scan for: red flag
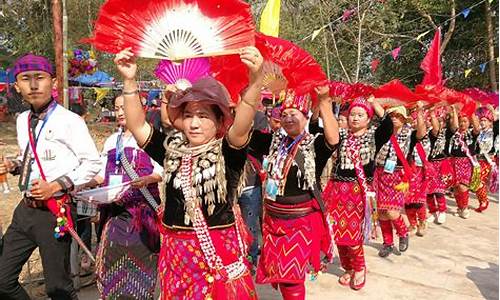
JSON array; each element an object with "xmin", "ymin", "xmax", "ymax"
[{"xmin": 420, "ymin": 28, "xmax": 442, "ymax": 86}]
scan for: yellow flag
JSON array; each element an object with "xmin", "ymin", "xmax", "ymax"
[
  {"xmin": 260, "ymin": 0, "xmax": 281, "ymax": 37},
  {"xmin": 94, "ymin": 88, "xmax": 110, "ymax": 102},
  {"xmin": 311, "ymin": 28, "xmax": 323, "ymax": 41},
  {"xmin": 416, "ymin": 30, "xmax": 430, "ymax": 42},
  {"xmin": 464, "ymin": 69, "xmax": 473, "ymax": 78}
]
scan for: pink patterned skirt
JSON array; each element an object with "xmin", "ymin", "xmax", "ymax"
[
  {"xmin": 452, "ymin": 157, "xmax": 472, "ymax": 186},
  {"xmin": 374, "ymin": 167, "xmax": 407, "ymax": 211},
  {"xmin": 158, "ymin": 226, "xmax": 256, "ymax": 300},
  {"xmin": 323, "ymin": 180, "xmax": 365, "ymax": 246},
  {"xmin": 256, "ymin": 200, "xmax": 332, "ymax": 285},
  {"xmin": 407, "ymin": 166, "xmax": 427, "ymax": 205},
  {"xmin": 427, "ymin": 159, "xmax": 452, "ymax": 194}
]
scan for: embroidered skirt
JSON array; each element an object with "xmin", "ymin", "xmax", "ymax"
[
  {"xmin": 407, "ymin": 166, "xmax": 427, "ymax": 205},
  {"xmin": 374, "ymin": 167, "xmax": 406, "ymax": 212},
  {"xmin": 256, "ymin": 200, "xmax": 332, "ymax": 285},
  {"xmin": 489, "ymin": 157, "xmax": 499, "ymax": 193},
  {"xmin": 96, "ymin": 214, "xmax": 158, "ymax": 300},
  {"xmin": 452, "ymin": 157, "xmax": 472, "ymax": 186},
  {"xmin": 158, "ymin": 226, "xmax": 256, "ymax": 300},
  {"xmin": 427, "ymin": 159, "xmax": 452, "ymax": 194},
  {"xmin": 478, "ymin": 159, "xmax": 493, "ymax": 189},
  {"xmin": 323, "ymin": 180, "xmax": 365, "ymax": 246}
]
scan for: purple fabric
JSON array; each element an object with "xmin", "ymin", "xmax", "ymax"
[
  {"xmin": 10, "ymin": 53, "xmax": 54, "ymax": 79},
  {"xmin": 102, "ymin": 146, "xmax": 160, "ymax": 244}
]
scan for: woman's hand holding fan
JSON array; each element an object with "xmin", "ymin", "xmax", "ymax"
[
  {"xmin": 239, "ymin": 46, "xmax": 264, "ymax": 83},
  {"xmin": 114, "ymin": 48, "xmax": 138, "ymax": 81}
]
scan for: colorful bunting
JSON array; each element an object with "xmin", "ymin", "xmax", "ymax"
[
  {"xmin": 416, "ymin": 30, "xmax": 431, "ymax": 42},
  {"xmin": 94, "ymin": 87, "xmax": 111, "ymax": 102},
  {"xmin": 464, "ymin": 69, "xmax": 473, "ymax": 78},
  {"xmin": 342, "ymin": 9, "xmax": 354, "ymax": 22},
  {"xmin": 311, "ymin": 28, "xmax": 323, "ymax": 41},
  {"xmin": 371, "ymin": 59, "xmax": 380, "ymax": 73},
  {"xmin": 391, "ymin": 47, "xmax": 401, "ymax": 60},
  {"xmin": 260, "ymin": 0, "xmax": 281, "ymax": 37},
  {"xmin": 480, "ymin": 63, "xmax": 487, "ymax": 73},
  {"xmin": 461, "ymin": 8, "xmax": 471, "ymax": 18}
]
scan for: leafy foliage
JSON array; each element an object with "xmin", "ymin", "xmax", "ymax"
[{"xmin": 0, "ymin": 0, "xmax": 498, "ymax": 89}]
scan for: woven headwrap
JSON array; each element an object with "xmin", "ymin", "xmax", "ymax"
[
  {"xmin": 279, "ymin": 89, "xmax": 311, "ymax": 115},
  {"xmin": 270, "ymin": 106, "xmax": 281, "ymax": 120},
  {"xmin": 475, "ymin": 106, "xmax": 494, "ymax": 121},
  {"xmin": 10, "ymin": 54, "xmax": 54, "ymax": 79},
  {"xmin": 348, "ymin": 97, "xmax": 374, "ymax": 118}
]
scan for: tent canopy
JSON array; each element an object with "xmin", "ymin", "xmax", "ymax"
[{"xmin": 70, "ymin": 70, "xmax": 113, "ymax": 86}]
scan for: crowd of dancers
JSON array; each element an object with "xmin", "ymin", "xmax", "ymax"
[{"xmin": 0, "ymin": 45, "xmax": 498, "ymax": 300}]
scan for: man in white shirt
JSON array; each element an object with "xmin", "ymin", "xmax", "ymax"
[{"xmin": 1, "ymin": 54, "xmax": 101, "ymax": 300}]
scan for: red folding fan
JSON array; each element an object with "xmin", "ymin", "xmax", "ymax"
[
  {"xmin": 329, "ymin": 81, "xmax": 374, "ymax": 102},
  {"xmin": 372, "ymin": 79, "xmax": 419, "ymax": 107},
  {"xmin": 209, "ymin": 54, "xmax": 249, "ymax": 104},
  {"xmin": 82, "ymin": 0, "xmax": 255, "ymax": 60},
  {"xmin": 262, "ymin": 61, "xmax": 288, "ymax": 94},
  {"xmin": 462, "ymin": 88, "xmax": 499, "ymax": 107},
  {"xmin": 255, "ymin": 32, "xmax": 328, "ymax": 101}
]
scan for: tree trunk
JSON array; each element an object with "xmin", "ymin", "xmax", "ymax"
[
  {"xmin": 440, "ymin": 0, "xmax": 456, "ymax": 55},
  {"xmin": 51, "ymin": 0, "xmax": 64, "ymax": 104},
  {"xmin": 62, "ymin": 0, "xmax": 69, "ymax": 109},
  {"xmin": 485, "ymin": 2, "xmax": 498, "ymax": 91}
]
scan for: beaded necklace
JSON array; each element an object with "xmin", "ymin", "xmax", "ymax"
[{"xmin": 179, "ymin": 154, "xmax": 247, "ymax": 280}]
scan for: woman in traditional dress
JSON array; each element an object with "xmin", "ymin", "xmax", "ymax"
[
  {"xmin": 449, "ymin": 108, "xmax": 481, "ymax": 218},
  {"xmin": 405, "ymin": 107, "xmax": 431, "ymax": 236},
  {"xmin": 95, "ymin": 95, "xmax": 163, "ymax": 300},
  {"xmin": 426, "ymin": 106, "xmax": 456, "ymax": 224},
  {"xmin": 115, "ymin": 47, "xmax": 263, "ymax": 300},
  {"xmin": 473, "ymin": 106, "xmax": 498, "ymax": 212},
  {"xmin": 374, "ymin": 105, "xmax": 426, "ymax": 258},
  {"xmin": 253, "ymin": 87, "xmax": 338, "ymax": 300},
  {"xmin": 317, "ymin": 96, "xmax": 386, "ymax": 290}
]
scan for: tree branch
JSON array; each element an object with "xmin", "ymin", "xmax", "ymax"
[
  {"xmin": 328, "ymin": 28, "xmax": 352, "ymax": 83},
  {"xmin": 440, "ymin": 0, "xmax": 456, "ymax": 54}
]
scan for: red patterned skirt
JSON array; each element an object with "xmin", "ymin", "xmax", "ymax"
[
  {"xmin": 478, "ymin": 159, "xmax": 493, "ymax": 189},
  {"xmin": 452, "ymin": 157, "xmax": 472, "ymax": 186},
  {"xmin": 323, "ymin": 180, "xmax": 365, "ymax": 246},
  {"xmin": 158, "ymin": 226, "xmax": 256, "ymax": 300},
  {"xmin": 489, "ymin": 157, "xmax": 499, "ymax": 193},
  {"xmin": 256, "ymin": 200, "xmax": 332, "ymax": 284},
  {"xmin": 427, "ymin": 159, "xmax": 453, "ymax": 194},
  {"xmin": 374, "ymin": 167, "xmax": 407, "ymax": 211},
  {"xmin": 407, "ymin": 166, "xmax": 427, "ymax": 205}
]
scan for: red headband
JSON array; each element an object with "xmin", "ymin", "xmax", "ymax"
[{"xmin": 348, "ymin": 97, "xmax": 374, "ymax": 118}]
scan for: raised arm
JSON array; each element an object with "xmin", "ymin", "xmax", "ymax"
[
  {"xmin": 369, "ymin": 96, "xmax": 385, "ymax": 118},
  {"xmin": 449, "ymin": 105, "xmax": 459, "ymax": 132},
  {"xmin": 471, "ymin": 112, "xmax": 481, "ymax": 135},
  {"xmin": 315, "ymin": 85, "xmax": 339, "ymax": 146},
  {"xmin": 227, "ymin": 47, "xmax": 264, "ymax": 148},
  {"xmin": 429, "ymin": 106, "xmax": 440, "ymax": 136},
  {"xmin": 114, "ymin": 48, "xmax": 151, "ymax": 147},
  {"xmin": 415, "ymin": 101, "xmax": 426, "ymax": 140}
]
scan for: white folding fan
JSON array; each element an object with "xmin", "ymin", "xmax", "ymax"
[{"xmin": 82, "ymin": 0, "xmax": 255, "ymax": 61}]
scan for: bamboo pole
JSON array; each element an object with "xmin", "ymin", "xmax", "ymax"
[
  {"xmin": 62, "ymin": 0, "xmax": 69, "ymax": 108},
  {"xmin": 51, "ymin": 0, "xmax": 64, "ymax": 106}
]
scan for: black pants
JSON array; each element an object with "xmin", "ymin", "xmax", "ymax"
[{"xmin": 0, "ymin": 201, "xmax": 78, "ymax": 300}]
